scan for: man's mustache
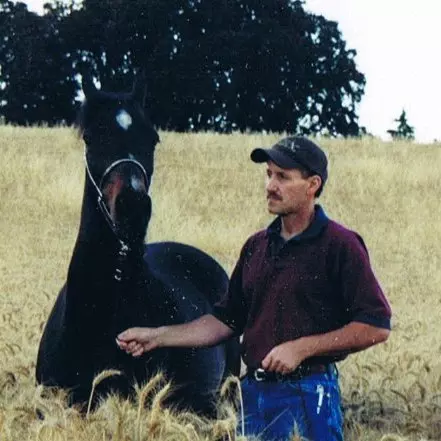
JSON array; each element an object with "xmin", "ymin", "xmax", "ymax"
[{"xmin": 267, "ymin": 192, "xmax": 282, "ymax": 201}]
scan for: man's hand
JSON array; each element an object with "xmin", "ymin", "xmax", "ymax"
[
  {"xmin": 116, "ymin": 315, "xmax": 235, "ymax": 357},
  {"xmin": 261, "ymin": 322, "xmax": 390, "ymax": 373},
  {"xmin": 116, "ymin": 327, "xmax": 162, "ymax": 357},
  {"xmin": 261, "ymin": 339, "xmax": 310, "ymax": 374}
]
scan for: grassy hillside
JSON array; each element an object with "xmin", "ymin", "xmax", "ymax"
[{"xmin": 1, "ymin": 125, "xmax": 441, "ymax": 440}]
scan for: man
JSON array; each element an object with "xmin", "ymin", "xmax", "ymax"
[{"xmin": 117, "ymin": 136, "xmax": 392, "ymax": 441}]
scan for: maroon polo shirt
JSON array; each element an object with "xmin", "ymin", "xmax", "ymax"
[{"xmin": 212, "ymin": 205, "xmax": 392, "ymax": 369}]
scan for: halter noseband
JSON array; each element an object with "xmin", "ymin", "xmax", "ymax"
[{"xmin": 83, "ymin": 148, "xmax": 149, "ymax": 238}]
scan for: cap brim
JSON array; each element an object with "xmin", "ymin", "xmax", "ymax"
[{"xmin": 250, "ymin": 148, "xmax": 303, "ymax": 170}]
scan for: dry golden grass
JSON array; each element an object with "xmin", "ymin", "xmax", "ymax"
[{"xmin": 1, "ymin": 125, "xmax": 441, "ymax": 440}]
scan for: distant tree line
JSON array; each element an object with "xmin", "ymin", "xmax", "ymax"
[{"xmin": 0, "ymin": 0, "xmax": 366, "ymax": 135}]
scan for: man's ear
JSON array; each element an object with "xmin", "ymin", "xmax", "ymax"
[{"xmin": 308, "ymin": 175, "xmax": 322, "ymax": 195}]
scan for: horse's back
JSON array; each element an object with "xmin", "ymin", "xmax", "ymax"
[
  {"xmin": 144, "ymin": 241, "xmax": 241, "ymax": 380},
  {"xmin": 144, "ymin": 241, "xmax": 229, "ymax": 310}
]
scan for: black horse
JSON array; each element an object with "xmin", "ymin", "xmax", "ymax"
[{"xmin": 36, "ymin": 73, "xmax": 240, "ymax": 414}]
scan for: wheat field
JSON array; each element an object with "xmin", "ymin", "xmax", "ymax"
[{"xmin": 1, "ymin": 125, "xmax": 441, "ymax": 440}]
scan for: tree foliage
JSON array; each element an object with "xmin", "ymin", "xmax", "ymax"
[
  {"xmin": 0, "ymin": 0, "xmax": 77, "ymax": 125},
  {"xmin": 0, "ymin": 0, "xmax": 365, "ymax": 136}
]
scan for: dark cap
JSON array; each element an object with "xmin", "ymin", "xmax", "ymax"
[{"xmin": 250, "ymin": 136, "xmax": 328, "ymax": 184}]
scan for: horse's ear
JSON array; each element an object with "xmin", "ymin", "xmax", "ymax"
[
  {"xmin": 82, "ymin": 72, "xmax": 97, "ymax": 99},
  {"xmin": 132, "ymin": 70, "xmax": 147, "ymax": 107}
]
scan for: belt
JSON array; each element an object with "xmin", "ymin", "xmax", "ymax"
[{"xmin": 247, "ymin": 363, "xmax": 330, "ymax": 382}]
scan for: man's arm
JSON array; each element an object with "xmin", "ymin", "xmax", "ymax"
[
  {"xmin": 262, "ymin": 321, "xmax": 390, "ymax": 373},
  {"xmin": 302, "ymin": 321, "xmax": 390, "ymax": 358},
  {"xmin": 117, "ymin": 237, "xmax": 252, "ymax": 358},
  {"xmin": 116, "ymin": 314, "xmax": 234, "ymax": 357}
]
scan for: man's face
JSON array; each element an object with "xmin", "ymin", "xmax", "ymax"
[{"xmin": 265, "ymin": 161, "xmax": 319, "ymax": 216}]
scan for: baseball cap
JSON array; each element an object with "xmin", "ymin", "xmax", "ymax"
[{"xmin": 250, "ymin": 136, "xmax": 328, "ymax": 184}]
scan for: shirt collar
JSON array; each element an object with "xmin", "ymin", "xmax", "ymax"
[{"xmin": 267, "ymin": 204, "xmax": 329, "ymax": 243}]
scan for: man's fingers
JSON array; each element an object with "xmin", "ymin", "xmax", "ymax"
[
  {"xmin": 127, "ymin": 341, "xmax": 138, "ymax": 353},
  {"xmin": 132, "ymin": 344, "xmax": 144, "ymax": 357},
  {"xmin": 261, "ymin": 354, "xmax": 271, "ymax": 370},
  {"xmin": 262, "ymin": 350, "xmax": 285, "ymax": 372},
  {"xmin": 269, "ymin": 359, "xmax": 282, "ymax": 373},
  {"xmin": 116, "ymin": 338, "xmax": 128, "ymax": 350},
  {"xmin": 118, "ymin": 328, "xmax": 140, "ymax": 342},
  {"xmin": 277, "ymin": 361, "xmax": 290, "ymax": 374},
  {"xmin": 262, "ymin": 353, "xmax": 275, "ymax": 371},
  {"xmin": 261, "ymin": 343, "xmax": 302, "ymax": 375}
]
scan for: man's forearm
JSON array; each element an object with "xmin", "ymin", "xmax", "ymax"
[
  {"xmin": 300, "ymin": 321, "xmax": 390, "ymax": 360},
  {"xmin": 158, "ymin": 314, "xmax": 235, "ymax": 348}
]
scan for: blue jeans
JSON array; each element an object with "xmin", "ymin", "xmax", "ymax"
[{"xmin": 240, "ymin": 366, "xmax": 343, "ymax": 441}]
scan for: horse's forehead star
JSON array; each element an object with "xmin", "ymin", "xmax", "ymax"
[{"xmin": 116, "ymin": 109, "xmax": 133, "ymax": 131}]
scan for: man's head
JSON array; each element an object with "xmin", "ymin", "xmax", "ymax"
[{"xmin": 250, "ymin": 136, "xmax": 328, "ymax": 216}]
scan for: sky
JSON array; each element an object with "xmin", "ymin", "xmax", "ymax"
[{"xmin": 14, "ymin": 0, "xmax": 441, "ymax": 142}]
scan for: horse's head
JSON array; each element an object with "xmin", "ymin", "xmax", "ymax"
[{"xmin": 78, "ymin": 72, "xmax": 160, "ymax": 244}]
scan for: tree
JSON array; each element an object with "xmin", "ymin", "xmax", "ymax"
[
  {"xmin": 1, "ymin": 0, "xmax": 366, "ymax": 136},
  {"xmin": 387, "ymin": 110, "xmax": 415, "ymax": 141},
  {"xmin": 0, "ymin": 0, "xmax": 77, "ymax": 125},
  {"xmin": 142, "ymin": 0, "xmax": 366, "ymax": 135}
]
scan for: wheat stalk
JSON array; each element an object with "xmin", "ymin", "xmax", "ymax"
[
  {"xmin": 166, "ymin": 421, "xmax": 199, "ymax": 441},
  {"xmin": 86, "ymin": 369, "xmax": 122, "ymax": 418},
  {"xmin": 34, "ymin": 384, "xmax": 52, "ymax": 419},
  {"xmin": 220, "ymin": 375, "xmax": 244, "ymax": 438},
  {"xmin": 36, "ymin": 423, "xmax": 65, "ymax": 441},
  {"xmin": 379, "ymin": 435, "xmax": 405, "ymax": 441},
  {"xmin": 212, "ymin": 418, "xmax": 237, "ymax": 441},
  {"xmin": 176, "ymin": 409, "xmax": 210, "ymax": 437},
  {"xmin": 0, "ymin": 411, "xmax": 4, "ymax": 441},
  {"xmin": 136, "ymin": 372, "xmax": 165, "ymax": 441},
  {"xmin": 146, "ymin": 382, "xmax": 172, "ymax": 438},
  {"xmin": 289, "ymin": 422, "xmax": 308, "ymax": 441}
]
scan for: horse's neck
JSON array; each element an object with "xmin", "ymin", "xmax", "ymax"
[
  {"xmin": 76, "ymin": 179, "xmax": 110, "ymax": 242},
  {"xmin": 63, "ymin": 183, "xmax": 149, "ymax": 338},
  {"xmin": 66, "ymin": 180, "xmax": 147, "ymax": 296}
]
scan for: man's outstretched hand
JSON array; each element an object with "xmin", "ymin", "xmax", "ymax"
[{"xmin": 116, "ymin": 327, "xmax": 162, "ymax": 357}]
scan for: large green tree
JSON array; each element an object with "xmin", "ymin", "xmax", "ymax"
[
  {"xmin": 0, "ymin": 0, "xmax": 365, "ymax": 136},
  {"xmin": 0, "ymin": 0, "xmax": 77, "ymax": 125}
]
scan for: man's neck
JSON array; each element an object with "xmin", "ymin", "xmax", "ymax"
[{"xmin": 280, "ymin": 205, "xmax": 316, "ymax": 241}]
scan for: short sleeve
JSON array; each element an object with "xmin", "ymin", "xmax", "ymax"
[{"xmin": 339, "ymin": 233, "xmax": 392, "ymax": 330}]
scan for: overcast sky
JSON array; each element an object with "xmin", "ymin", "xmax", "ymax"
[
  {"xmin": 306, "ymin": 0, "xmax": 441, "ymax": 142},
  {"xmin": 14, "ymin": 0, "xmax": 441, "ymax": 142}
]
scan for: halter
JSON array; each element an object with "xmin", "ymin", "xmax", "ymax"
[{"xmin": 83, "ymin": 148, "xmax": 149, "ymax": 282}]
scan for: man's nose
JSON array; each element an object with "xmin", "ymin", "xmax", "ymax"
[{"xmin": 266, "ymin": 177, "xmax": 277, "ymax": 192}]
